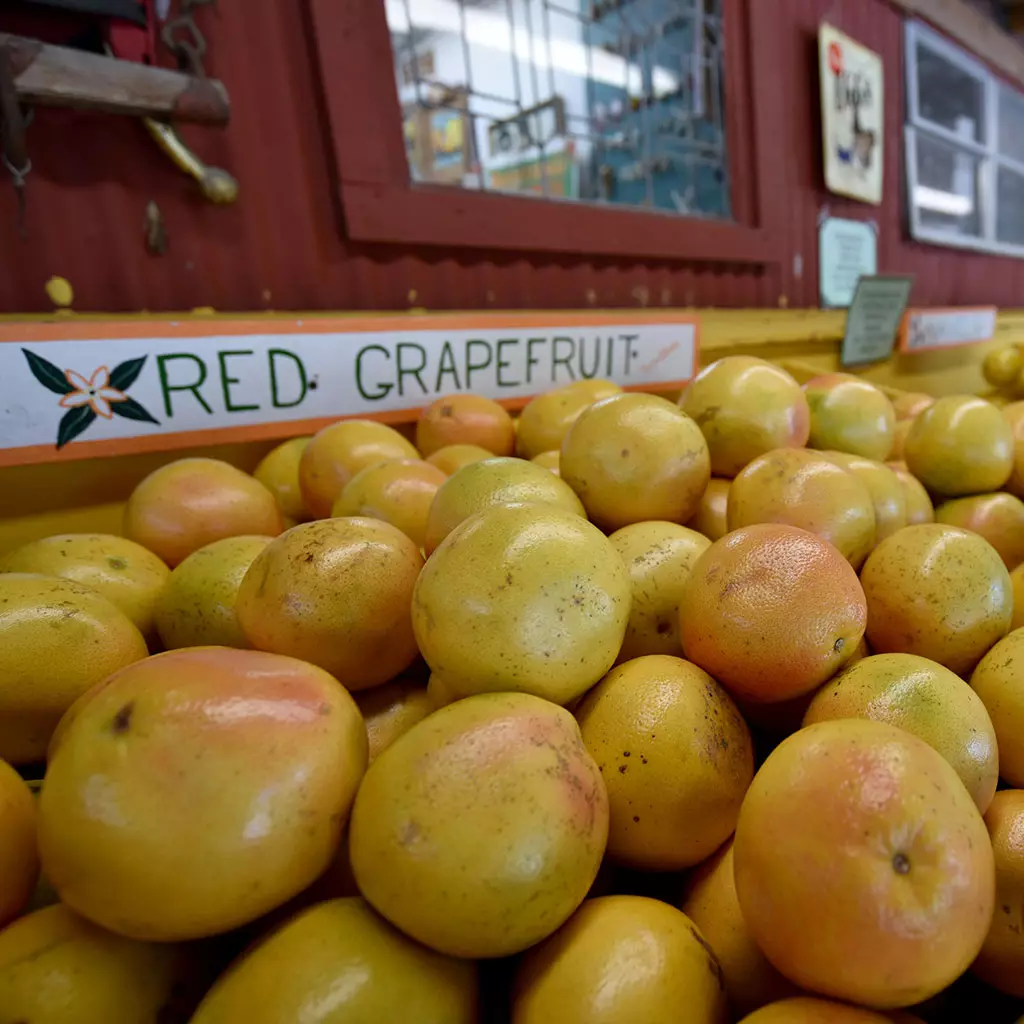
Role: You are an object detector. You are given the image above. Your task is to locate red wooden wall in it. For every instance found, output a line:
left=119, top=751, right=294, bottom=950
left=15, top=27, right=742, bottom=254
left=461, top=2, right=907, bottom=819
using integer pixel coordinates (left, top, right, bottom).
left=0, top=0, right=1022, bottom=315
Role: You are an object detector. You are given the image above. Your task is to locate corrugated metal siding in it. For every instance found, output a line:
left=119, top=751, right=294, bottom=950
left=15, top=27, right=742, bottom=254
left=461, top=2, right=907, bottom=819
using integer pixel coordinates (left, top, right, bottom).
left=0, top=0, right=1021, bottom=313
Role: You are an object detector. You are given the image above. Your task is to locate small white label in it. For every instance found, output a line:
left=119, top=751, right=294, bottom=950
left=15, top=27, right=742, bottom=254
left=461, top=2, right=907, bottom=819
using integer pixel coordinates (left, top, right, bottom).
left=902, top=308, right=997, bottom=352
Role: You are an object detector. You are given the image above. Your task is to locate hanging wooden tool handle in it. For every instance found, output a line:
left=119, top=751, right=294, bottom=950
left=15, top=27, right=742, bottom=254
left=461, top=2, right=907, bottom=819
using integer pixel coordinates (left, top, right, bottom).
left=0, top=31, right=230, bottom=126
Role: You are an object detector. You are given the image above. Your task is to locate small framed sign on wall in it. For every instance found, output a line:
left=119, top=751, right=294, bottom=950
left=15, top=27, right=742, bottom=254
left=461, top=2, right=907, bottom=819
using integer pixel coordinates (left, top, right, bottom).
left=819, top=24, right=884, bottom=205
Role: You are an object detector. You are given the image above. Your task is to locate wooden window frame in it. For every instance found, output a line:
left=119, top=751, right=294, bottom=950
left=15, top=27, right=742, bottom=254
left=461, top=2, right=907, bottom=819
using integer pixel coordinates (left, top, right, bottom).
left=307, top=0, right=785, bottom=266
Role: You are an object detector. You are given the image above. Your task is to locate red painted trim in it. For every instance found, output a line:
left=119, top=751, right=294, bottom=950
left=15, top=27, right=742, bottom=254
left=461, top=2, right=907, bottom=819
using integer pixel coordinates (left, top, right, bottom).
left=308, top=0, right=780, bottom=266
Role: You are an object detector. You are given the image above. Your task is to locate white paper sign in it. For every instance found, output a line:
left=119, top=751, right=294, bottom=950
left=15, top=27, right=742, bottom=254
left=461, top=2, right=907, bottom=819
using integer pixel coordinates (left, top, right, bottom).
left=820, top=24, right=884, bottom=205
left=901, top=307, right=997, bottom=352
left=819, top=217, right=878, bottom=307
left=0, top=314, right=699, bottom=466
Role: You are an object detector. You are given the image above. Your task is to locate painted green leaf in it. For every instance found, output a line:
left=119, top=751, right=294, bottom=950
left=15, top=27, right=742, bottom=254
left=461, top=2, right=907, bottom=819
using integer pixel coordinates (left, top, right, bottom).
left=23, top=348, right=73, bottom=394
left=55, top=406, right=96, bottom=449
left=109, top=356, right=147, bottom=391
left=110, top=396, right=159, bottom=425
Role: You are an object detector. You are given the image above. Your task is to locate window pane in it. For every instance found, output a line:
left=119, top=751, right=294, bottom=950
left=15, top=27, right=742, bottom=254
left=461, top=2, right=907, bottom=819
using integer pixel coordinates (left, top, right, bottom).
left=915, top=40, right=985, bottom=144
left=911, top=132, right=982, bottom=239
left=997, top=165, right=1024, bottom=246
left=999, top=85, right=1024, bottom=165
left=387, top=0, right=731, bottom=218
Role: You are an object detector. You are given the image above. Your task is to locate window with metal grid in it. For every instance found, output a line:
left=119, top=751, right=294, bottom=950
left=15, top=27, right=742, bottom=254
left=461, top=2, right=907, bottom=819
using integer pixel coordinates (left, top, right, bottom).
left=386, top=0, right=731, bottom=219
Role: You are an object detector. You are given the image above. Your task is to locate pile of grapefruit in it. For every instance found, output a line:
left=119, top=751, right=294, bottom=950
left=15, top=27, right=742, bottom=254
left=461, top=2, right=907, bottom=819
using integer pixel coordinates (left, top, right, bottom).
left=3, top=359, right=1024, bottom=1022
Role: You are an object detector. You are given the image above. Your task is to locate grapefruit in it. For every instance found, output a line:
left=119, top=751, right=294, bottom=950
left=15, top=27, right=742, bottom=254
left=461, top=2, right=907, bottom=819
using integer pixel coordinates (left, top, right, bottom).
left=416, top=393, right=515, bottom=457
left=680, top=524, right=867, bottom=702
left=575, top=655, right=753, bottom=870
left=354, top=675, right=434, bottom=762
left=39, top=647, right=368, bottom=940
left=237, top=518, right=422, bottom=690
left=1012, top=564, right=1024, bottom=630
left=738, top=998, right=904, bottom=1023
left=971, top=628, right=1024, bottom=786
left=904, top=396, right=1013, bottom=496
left=253, top=436, right=310, bottom=523
left=861, top=524, right=1012, bottom=676
left=679, top=356, right=810, bottom=477
left=688, top=477, right=731, bottom=541
left=154, top=535, right=272, bottom=650
left=972, top=789, right=1024, bottom=997
left=123, top=458, right=283, bottom=567
left=515, top=380, right=621, bottom=459
left=424, top=443, right=493, bottom=476
left=935, top=492, right=1024, bottom=569
left=983, top=346, right=1023, bottom=388
left=349, top=692, right=608, bottom=958
left=531, top=449, right=561, bottom=474
left=1001, top=401, right=1024, bottom=498
left=0, top=904, right=179, bottom=1022
left=728, top=448, right=876, bottom=567
left=733, top=719, right=995, bottom=1008
left=331, top=458, right=447, bottom=549
left=803, top=652, right=998, bottom=812
left=560, top=393, right=711, bottom=530
left=817, top=452, right=907, bottom=543
left=888, top=462, right=934, bottom=525
left=804, top=373, right=895, bottom=461
left=299, top=420, right=418, bottom=519
left=0, top=574, right=147, bottom=764
left=0, top=759, right=38, bottom=928
left=413, top=504, right=629, bottom=705
left=0, top=533, right=169, bottom=640
left=608, top=521, right=710, bottom=660
left=682, top=839, right=795, bottom=1018
left=891, top=392, right=933, bottom=421
left=423, top=456, right=585, bottom=554
left=190, top=897, right=477, bottom=1023
left=512, top=896, right=728, bottom=1024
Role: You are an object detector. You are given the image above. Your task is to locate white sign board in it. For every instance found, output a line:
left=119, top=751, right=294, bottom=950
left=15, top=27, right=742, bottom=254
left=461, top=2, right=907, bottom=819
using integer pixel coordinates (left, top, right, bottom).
left=820, top=24, right=884, bottom=205
left=819, top=216, right=878, bottom=307
left=0, top=313, right=699, bottom=467
left=900, top=307, right=997, bottom=353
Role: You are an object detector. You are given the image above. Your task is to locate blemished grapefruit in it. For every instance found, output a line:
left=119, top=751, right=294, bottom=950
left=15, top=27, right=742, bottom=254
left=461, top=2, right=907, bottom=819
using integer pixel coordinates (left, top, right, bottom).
left=560, top=393, right=711, bottom=530
left=803, top=373, right=896, bottom=461
left=681, top=839, right=795, bottom=1017
left=423, top=455, right=585, bottom=554
left=727, top=448, right=876, bottom=567
left=237, top=517, right=423, bottom=690
left=970, top=628, right=1024, bottom=787
left=512, top=896, right=728, bottom=1024
left=413, top=503, right=629, bottom=706
left=0, top=532, right=169, bottom=640
left=679, top=356, right=810, bottom=477
left=0, top=759, right=38, bottom=929
left=190, top=897, right=478, bottom=1024
left=803, top=652, right=998, bottom=812
left=733, top=719, right=995, bottom=1009
left=39, top=647, right=368, bottom=941
left=331, top=458, right=447, bottom=550
left=299, top=420, right=418, bottom=519
left=688, top=477, right=731, bottom=541
left=349, top=692, right=608, bottom=958
left=935, top=492, right=1024, bottom=569
left=253, top=436, right=310, bottom=522
left=860, top=524, right=1012, bottom=676
left=575, top=655, right=753, bottom=870
left=679, top=524, right=867, bottom=703
left=608, top=521, right=710, bottom=661
left=424, top=443, right=493, bottom=476
left=416, top=393, right=515, bottom=457
left=904, top=395, right=1013, bottom=496
left=123, top=457, right=283, bottom=567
